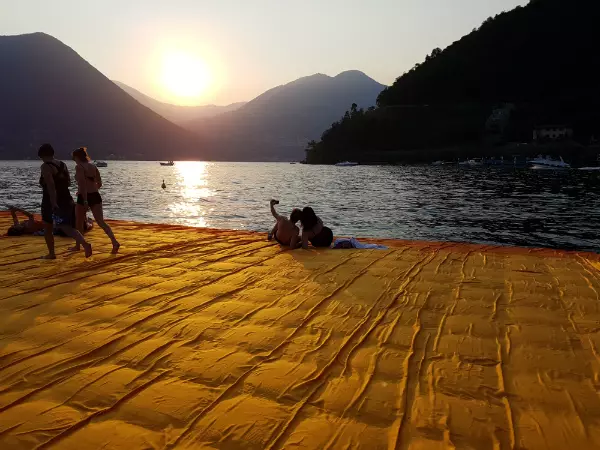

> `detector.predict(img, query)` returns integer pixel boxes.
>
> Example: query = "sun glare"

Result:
[169,161,213,227]
[161,51,211,104]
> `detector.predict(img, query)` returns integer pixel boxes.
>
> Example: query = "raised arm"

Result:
[9,207,20,226]
[9,206,34,223]
[270,199,282,220]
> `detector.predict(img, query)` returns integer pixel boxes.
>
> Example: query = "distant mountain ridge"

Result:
[113,81,246,125]
[185,70,386,161]
[0,33,203,160]
[0,32,384,161]
[307,0,600,164]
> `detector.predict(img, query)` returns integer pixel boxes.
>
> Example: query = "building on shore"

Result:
[533,125,573,142]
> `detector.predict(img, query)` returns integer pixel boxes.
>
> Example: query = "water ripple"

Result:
[1,161,599,252]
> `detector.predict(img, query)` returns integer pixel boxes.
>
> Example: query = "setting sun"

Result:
[160,51,211,104]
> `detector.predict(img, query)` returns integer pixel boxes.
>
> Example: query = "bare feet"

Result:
[111,242,121,254]
[41,254,56,260]
[83,243,93,258]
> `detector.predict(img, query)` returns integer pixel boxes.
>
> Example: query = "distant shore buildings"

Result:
[533,125,573,142]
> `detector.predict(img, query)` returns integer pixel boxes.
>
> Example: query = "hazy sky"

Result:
[1,0,528,106]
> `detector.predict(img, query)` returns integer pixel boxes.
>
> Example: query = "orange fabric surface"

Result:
[0,212,599,449]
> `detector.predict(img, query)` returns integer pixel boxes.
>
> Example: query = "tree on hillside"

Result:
[307,0,600,164]
[425,48,442,61]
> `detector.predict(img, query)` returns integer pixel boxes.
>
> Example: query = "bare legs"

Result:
[70,203,87,252]
[69,203,120,254]
[42,222,56,259]
[42,221,92,259]
[91,204,120,253]
[61,225,92,257]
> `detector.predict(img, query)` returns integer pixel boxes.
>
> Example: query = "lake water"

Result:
[1,160,599,252]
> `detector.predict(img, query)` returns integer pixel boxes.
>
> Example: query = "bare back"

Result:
[76,162,101,194]
[275,218,299,245]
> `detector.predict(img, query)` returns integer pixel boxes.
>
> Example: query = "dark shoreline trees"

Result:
[307,0,600,164]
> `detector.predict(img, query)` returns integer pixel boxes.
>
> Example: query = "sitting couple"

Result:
[268,199,334,249]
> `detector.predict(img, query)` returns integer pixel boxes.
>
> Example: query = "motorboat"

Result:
[160,161,175,166]
[93,161,107,167]
[335,161,359,167]
[529,155,570,170]
[432,160,455,166]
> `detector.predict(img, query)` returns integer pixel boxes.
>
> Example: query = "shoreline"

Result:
[2,211,598,259]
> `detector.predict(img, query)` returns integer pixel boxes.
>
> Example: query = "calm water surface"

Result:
[1,161,599,252]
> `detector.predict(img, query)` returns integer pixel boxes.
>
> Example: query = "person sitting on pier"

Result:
[268,199,302,248]
[300,206,334,249]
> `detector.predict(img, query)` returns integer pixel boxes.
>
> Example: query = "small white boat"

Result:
[93,160,107,168]
[459,158,483,167]
[335,161,359,167]
[529,155,570,170]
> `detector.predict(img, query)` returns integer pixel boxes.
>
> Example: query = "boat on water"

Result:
[335,161,359,167]
[579,154,600,170]
[160,161,175,166]
[93,161,107,167]
[529,155,570,170]
[458,158,484,167]
[432,160,455,166]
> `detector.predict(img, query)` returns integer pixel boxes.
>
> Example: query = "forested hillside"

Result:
[307,0,600,164]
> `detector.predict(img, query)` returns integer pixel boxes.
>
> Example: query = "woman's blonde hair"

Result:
[72,147,91,162]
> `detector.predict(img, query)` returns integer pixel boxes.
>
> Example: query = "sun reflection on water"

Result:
[169,161,213,227]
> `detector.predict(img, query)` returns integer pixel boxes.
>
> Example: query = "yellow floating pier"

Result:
[1,212,600,449]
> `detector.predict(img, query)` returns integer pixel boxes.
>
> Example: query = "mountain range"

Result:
[0,32,385,161]
[0,33,202,160]
[185,70,385,161]
[113,81,246,125]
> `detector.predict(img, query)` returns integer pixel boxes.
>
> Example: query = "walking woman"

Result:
[72,147,120,253]
[38,144,92,259]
